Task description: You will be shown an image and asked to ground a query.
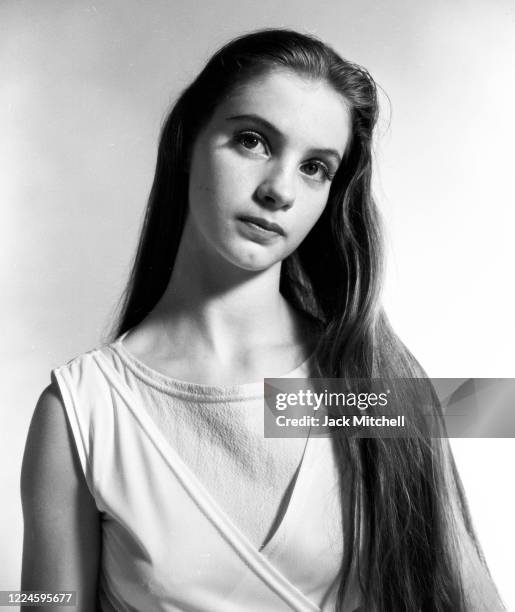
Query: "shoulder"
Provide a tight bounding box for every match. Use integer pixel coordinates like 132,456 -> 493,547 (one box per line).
21,384 -> 100,602
50,339 -> 122,405
21,382 -> 90,508
23,383 -> 69,466
52,343 -> 110,374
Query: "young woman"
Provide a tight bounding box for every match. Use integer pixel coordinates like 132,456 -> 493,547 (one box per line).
21,29 -> 505,611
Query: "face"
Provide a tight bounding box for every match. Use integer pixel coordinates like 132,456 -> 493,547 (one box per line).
186,69 -> 351,272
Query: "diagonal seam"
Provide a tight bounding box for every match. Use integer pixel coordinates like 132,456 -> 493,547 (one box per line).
91,350 -> 320,612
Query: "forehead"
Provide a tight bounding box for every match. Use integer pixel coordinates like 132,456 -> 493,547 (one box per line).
213,69 -> 351,155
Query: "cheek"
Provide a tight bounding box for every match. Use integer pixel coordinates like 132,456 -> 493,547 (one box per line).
210,151 -> 257,201
289,195 -> 329,242
188,166 -> 224,225
188,180 -> 214,230
189,153 -> 249,215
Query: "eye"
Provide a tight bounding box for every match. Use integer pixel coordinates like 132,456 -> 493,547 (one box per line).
235,130 -> 268,155
300,160 -> 334,183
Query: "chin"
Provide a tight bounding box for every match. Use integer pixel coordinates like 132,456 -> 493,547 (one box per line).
232,256 -> 280,273
223,246 -> 284,273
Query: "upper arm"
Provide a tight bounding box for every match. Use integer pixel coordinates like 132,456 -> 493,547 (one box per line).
20,382 -> 101,611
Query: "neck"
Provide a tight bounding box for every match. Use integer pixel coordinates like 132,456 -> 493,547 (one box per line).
151,224 -> 302,362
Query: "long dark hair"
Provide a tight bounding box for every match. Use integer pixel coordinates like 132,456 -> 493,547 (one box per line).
110,29 -> 501,611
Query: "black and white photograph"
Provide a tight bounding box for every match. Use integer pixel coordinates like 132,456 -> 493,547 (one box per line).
2,1 -> 515,610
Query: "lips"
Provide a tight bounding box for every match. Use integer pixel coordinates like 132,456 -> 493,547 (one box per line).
238,215 -> 285,236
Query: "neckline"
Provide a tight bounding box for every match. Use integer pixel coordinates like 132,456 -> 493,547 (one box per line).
110,329 -> 313,400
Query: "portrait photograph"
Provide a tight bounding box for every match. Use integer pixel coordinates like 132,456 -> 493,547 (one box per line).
2,1 -> 514,610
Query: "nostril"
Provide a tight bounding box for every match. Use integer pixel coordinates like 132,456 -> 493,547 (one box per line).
256,178 -> 295,210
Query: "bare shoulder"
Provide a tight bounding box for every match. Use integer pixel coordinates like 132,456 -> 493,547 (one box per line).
24,383 -> 67,448
21,383 -> 80,501
21,380 -> 98,526
21,383 -> 100,604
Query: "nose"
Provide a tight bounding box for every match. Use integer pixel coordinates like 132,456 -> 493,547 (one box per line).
255,163 -> 295,210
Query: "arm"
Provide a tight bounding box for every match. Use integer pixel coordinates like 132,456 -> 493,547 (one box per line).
20,383 -> 101,611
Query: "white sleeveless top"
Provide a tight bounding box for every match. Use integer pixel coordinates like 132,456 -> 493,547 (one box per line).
51,334 -> 363,611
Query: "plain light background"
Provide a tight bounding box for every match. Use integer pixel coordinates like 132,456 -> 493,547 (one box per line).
2,0 -> 514,608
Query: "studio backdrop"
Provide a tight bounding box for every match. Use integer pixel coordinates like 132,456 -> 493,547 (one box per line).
2,0 -> 514,608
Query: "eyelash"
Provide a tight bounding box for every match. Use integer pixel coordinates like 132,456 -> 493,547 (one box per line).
234,130 -> 335,182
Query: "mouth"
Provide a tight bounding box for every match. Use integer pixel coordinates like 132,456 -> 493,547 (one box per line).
238,215 -> 285,236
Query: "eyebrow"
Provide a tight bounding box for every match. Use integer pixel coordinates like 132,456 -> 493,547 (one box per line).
226,113 -> 343,167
